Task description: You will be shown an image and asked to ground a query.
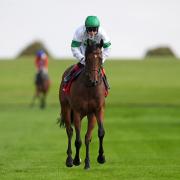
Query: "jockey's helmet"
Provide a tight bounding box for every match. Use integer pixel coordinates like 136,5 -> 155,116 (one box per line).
36,50 -> 45,58
85,16 -> 100,28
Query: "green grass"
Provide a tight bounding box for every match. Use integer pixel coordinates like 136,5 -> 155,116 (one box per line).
0,57 -> 180,179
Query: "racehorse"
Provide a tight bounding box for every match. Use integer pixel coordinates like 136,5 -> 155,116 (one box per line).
31,70 -> 50,108
59,39 -> 106,169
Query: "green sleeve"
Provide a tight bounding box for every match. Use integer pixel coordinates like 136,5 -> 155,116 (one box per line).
103,42 -> 111,48
71,40 -> 81,47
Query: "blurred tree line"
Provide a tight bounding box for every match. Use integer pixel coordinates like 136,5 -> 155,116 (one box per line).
17,41 -> 176,59
18,41 -> 51,57
145,46 -> 176,58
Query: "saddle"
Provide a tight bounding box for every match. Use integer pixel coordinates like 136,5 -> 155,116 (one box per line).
62,64 -> 83,94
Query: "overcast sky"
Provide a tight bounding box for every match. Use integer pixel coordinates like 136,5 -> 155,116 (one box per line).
0,0 -> 180,58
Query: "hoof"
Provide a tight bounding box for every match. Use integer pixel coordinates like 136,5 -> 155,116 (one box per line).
84,158 -> 90,169
40,103 -> 45,109
84,164 -> 90,170
73,157 -> 81,166
66,156 -> 73,167
97,155 -> 106,164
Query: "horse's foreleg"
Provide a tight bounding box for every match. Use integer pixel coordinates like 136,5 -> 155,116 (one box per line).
73,112 -> 82,166
84,114 -> 96,169
64,109 -> 73,167
96,110 -> 106,164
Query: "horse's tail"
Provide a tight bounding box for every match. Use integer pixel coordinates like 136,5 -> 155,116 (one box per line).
57,110 -> 74,128
57,115 -> 65,128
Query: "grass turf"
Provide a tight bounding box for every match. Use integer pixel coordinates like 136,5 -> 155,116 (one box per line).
0,57 -> 180,179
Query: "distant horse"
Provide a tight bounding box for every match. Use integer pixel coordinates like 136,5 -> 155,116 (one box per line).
31,70 -> 50,108
59,39 -> 106,169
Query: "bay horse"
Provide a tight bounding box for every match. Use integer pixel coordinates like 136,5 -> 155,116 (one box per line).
31,70 -> 50,108
59,39 -> 106,169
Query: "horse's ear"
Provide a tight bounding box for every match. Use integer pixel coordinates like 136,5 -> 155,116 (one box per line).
99,39 -> 104,48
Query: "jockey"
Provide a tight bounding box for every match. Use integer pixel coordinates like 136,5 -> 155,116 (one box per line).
64,15 -> 111,89
35,50 -> 49,85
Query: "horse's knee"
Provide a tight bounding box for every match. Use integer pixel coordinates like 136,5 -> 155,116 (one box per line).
85,135 -> 91,145
98,126 -> 105,139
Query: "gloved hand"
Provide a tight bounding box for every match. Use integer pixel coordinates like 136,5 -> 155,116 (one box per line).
79,57 -> 85,65
77,62 -> 84,68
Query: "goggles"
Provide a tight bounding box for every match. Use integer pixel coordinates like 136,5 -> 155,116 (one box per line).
86,27 -> 98,32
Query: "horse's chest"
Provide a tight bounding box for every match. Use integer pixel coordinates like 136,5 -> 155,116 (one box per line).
70,83 -> 104,113
71,95 -> 103,113
73,103 -> 98,115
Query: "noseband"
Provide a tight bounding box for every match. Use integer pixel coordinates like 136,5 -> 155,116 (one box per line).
84,39 -> 104,87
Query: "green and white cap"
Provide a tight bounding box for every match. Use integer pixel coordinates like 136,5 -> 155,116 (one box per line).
85,16 -> 100,27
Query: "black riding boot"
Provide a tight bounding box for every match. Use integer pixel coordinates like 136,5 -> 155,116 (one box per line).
64,63 -> 84,83
64,69 -> 74,83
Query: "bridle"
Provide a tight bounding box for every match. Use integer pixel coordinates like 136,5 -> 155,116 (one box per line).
84,39 -> 104,87
85,51 -> 102,87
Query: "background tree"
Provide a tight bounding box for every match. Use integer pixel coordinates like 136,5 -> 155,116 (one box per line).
18,41 -> 51,57
145,46 -> 176,58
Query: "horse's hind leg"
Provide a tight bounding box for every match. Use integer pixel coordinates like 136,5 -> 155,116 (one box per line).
84,114 -> 96,169
66,126 -> 73,167
63,108 -> 73,167
96,110 -> 106,164
73,112 -> 82,166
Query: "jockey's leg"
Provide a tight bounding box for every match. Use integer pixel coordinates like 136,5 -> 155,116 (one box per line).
64,63 -> 84,83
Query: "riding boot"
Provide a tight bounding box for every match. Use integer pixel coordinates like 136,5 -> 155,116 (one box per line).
64,69 -> 74,83
64,66 -> 76,83
64,63 -> 84,83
